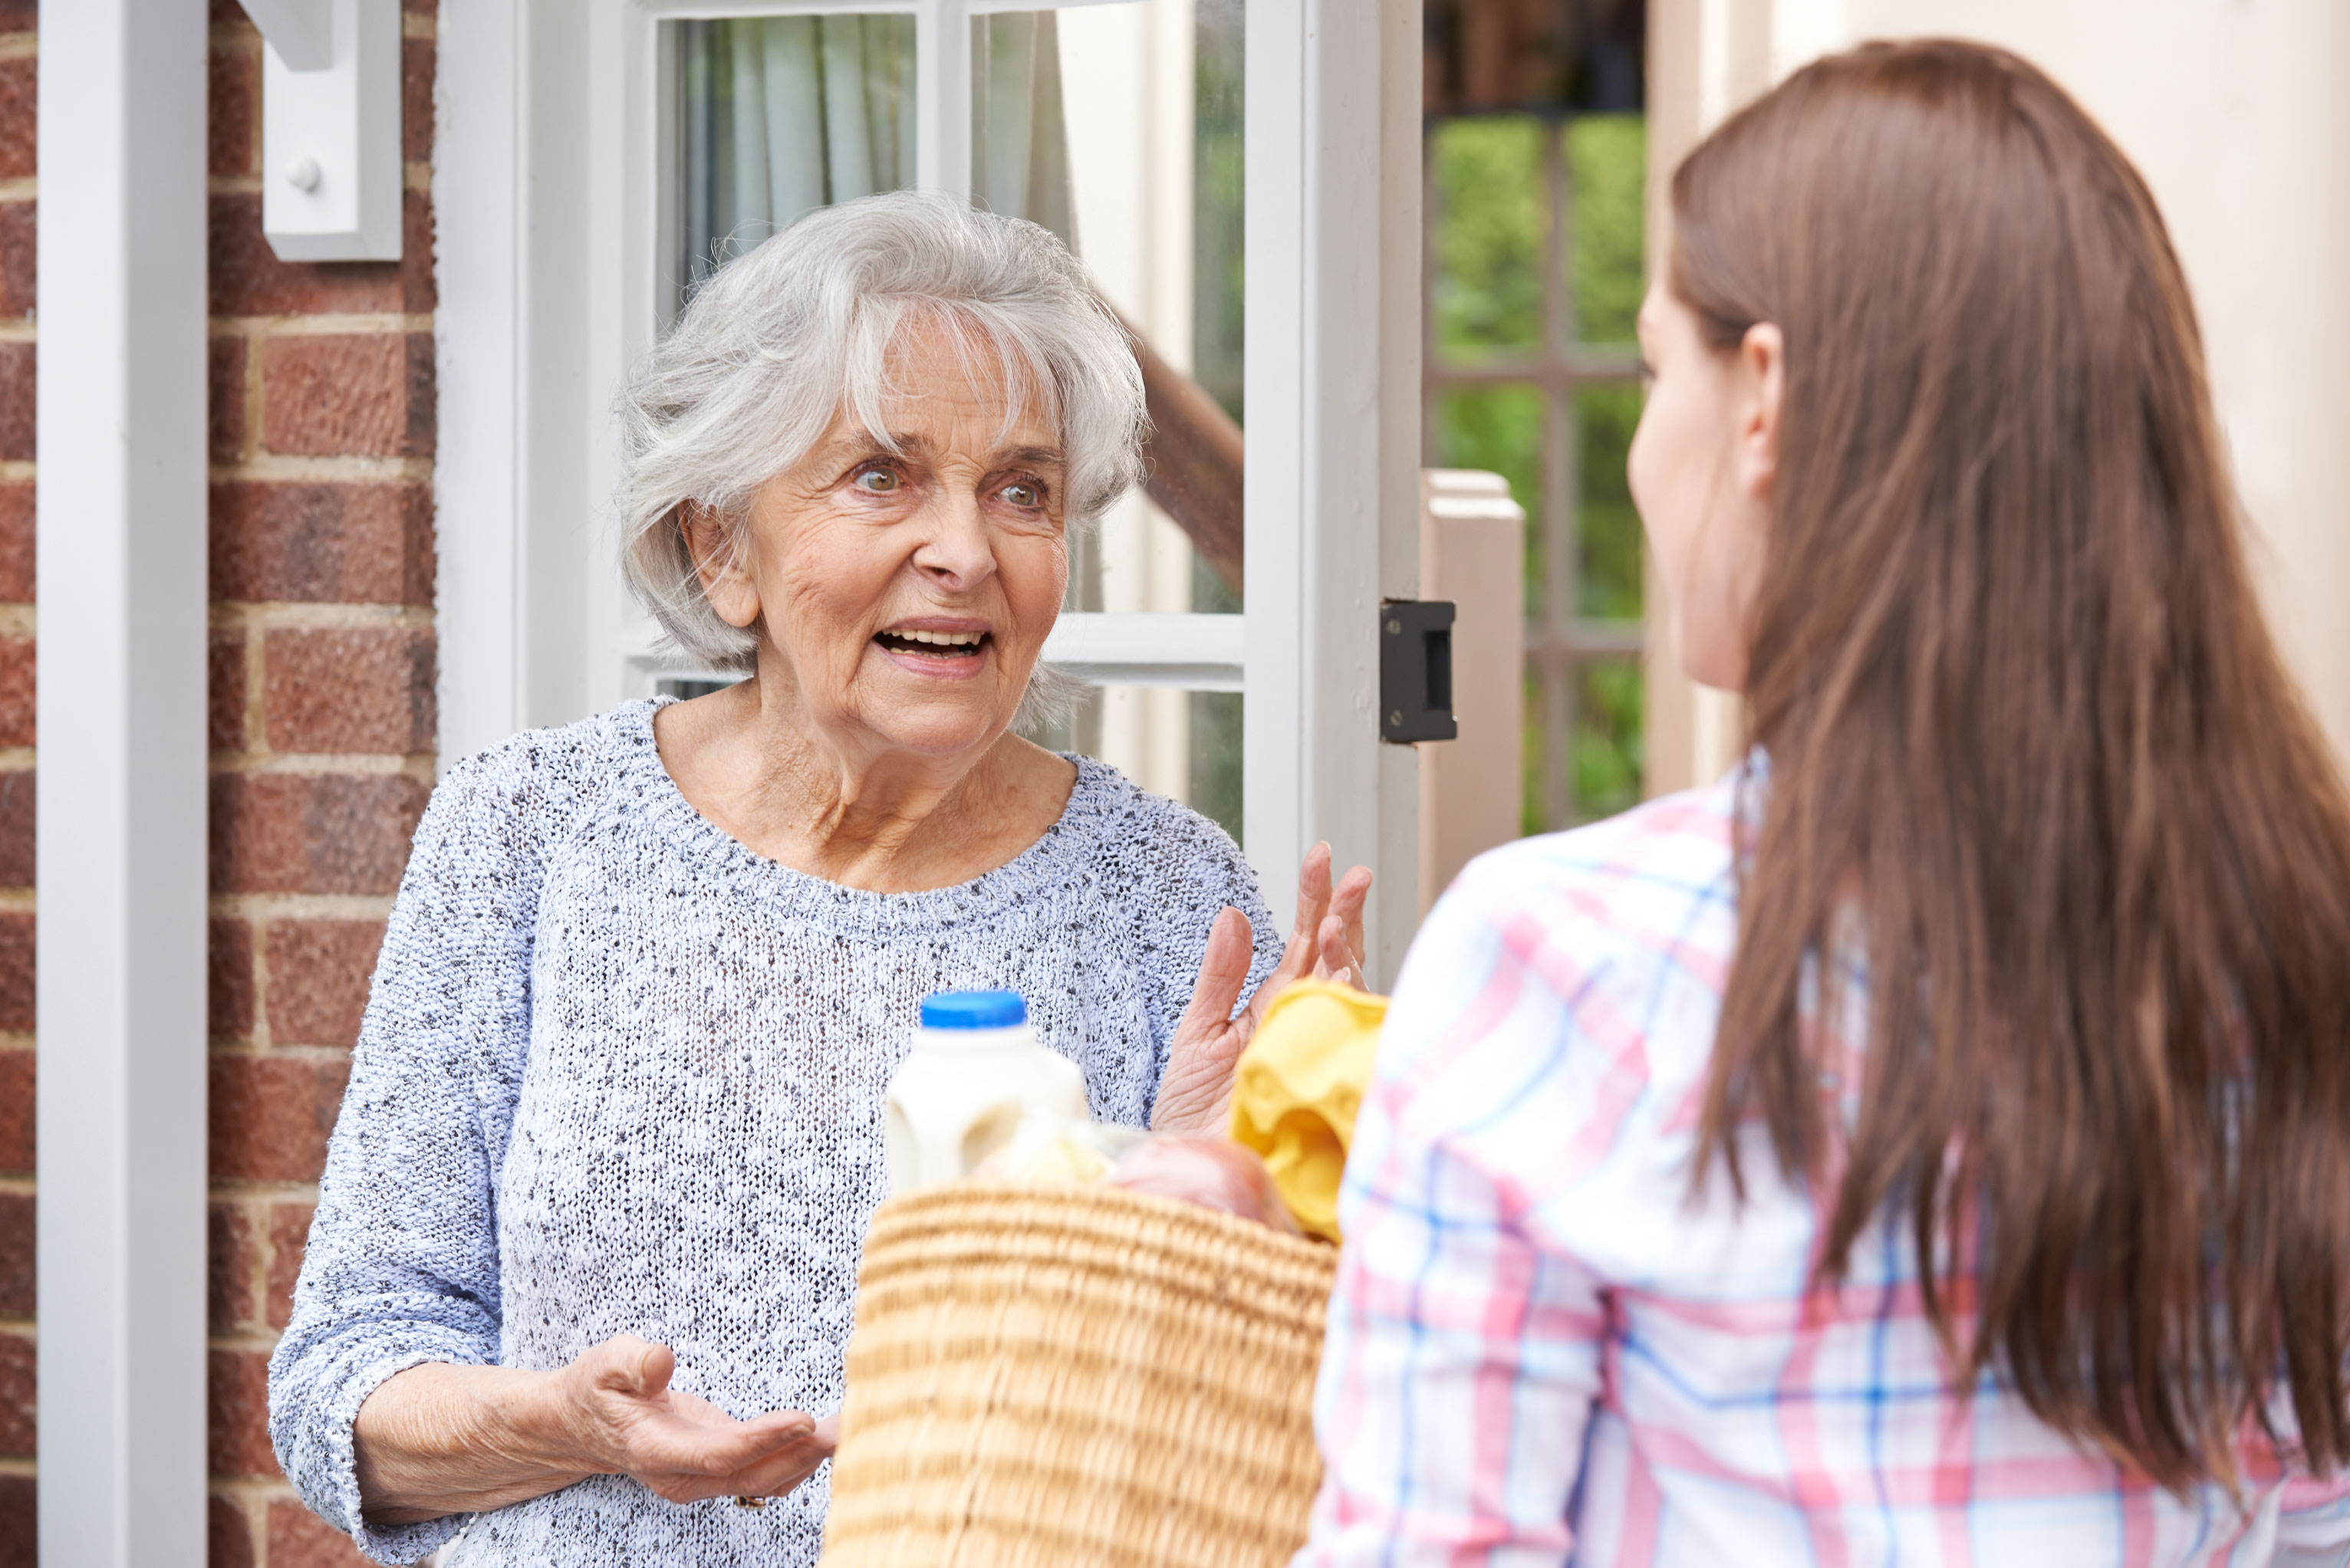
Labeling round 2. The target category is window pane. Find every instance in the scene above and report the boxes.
[1565,113,1644,346]
[1574,656,1643,823]
[1575,382,1642,620]
[1055,0,1242,619]
[1187,689,1243,843]
[970,15,1075,242]
[1430,383,1545,620]
[1429,116,1548,361]
[1048,0,1244,816]
[670,16,917,318]
[1021,681,1242,846]
[1193,0,1245,429]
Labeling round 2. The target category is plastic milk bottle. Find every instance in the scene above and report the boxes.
[884,990,1090,1193]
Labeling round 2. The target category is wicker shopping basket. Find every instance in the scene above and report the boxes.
[820,1179,1340,1568]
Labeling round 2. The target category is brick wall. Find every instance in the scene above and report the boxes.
[0,6,437,1558]
[0,2,34,1563]
[205,3,439,1563]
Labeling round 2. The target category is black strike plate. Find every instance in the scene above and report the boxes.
[1380,600,1457,744]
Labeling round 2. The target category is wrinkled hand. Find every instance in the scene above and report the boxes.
[1153,842,1373,1133]
[561,1336,835,1505]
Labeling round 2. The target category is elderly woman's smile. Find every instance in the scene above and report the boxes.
[871,622,987,666]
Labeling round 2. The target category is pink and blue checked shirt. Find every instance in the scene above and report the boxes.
[1295,771,2350,1566]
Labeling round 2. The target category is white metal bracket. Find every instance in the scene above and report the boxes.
[247,0,401,261]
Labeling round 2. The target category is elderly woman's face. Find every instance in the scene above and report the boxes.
[707,326,1068,762]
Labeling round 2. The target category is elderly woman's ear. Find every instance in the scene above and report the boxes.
[680,501,760,631]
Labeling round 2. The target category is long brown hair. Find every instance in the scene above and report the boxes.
[1683,40,2350,1491]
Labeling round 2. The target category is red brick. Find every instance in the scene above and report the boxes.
[211,335,248,465]
[210,1492,256,1568]
[402,189,436,315]
[209,629,247,754]
[0,770,30,887]
[403,38,434,166]
[209,189,438,319]
[0,60,29,183]
[266,919,385,1049]
[0,342,29,464]
[208,1346,280,1478]
[0,1192,27,1320]
[0,1050,30,1175]
[209,481,435,606]
[209,192,399,318]
[0,483,30,603]
[0,1330,30,1458]
[212,0,254,26]
[268,1498,367,1566]
[261,334,433,459]
[210,1200,256,1331]
[0,1474,32,1568]
[266,1199,316,1330]
[209,773,429,896]
[211,42,256,181]
[0,201,31,321]
[208,1054,348,1183]
[210,915,255,1041]
[264,629,434,755]
[0,912,30,1034]
[0,635,27,748]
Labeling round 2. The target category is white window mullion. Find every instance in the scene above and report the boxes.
[912,0,972,199]
[1043,611,1243,690]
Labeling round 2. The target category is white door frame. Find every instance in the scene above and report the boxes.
[436,0,1424,971]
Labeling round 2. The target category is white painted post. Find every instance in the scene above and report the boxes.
[35,0,211,1563]
[1243,0,1422,981]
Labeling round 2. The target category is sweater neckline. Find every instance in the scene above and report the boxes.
[607,697,1118,933]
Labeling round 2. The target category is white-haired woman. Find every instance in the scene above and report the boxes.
[267,191,1371,1567]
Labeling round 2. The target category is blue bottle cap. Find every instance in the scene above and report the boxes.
[920,989,1028,1030]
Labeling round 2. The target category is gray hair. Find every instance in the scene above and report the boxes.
[617,189,1147,679]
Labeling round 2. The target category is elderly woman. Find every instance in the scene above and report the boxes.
[268,191,1370,1566]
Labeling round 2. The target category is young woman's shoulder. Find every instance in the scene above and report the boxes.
[1449,774,1741,967]
[1377,776,1743,1129]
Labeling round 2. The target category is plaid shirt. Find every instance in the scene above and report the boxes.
[1295,771,2350,1566]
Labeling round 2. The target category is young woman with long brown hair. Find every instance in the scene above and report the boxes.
[1296,39,2350,1565]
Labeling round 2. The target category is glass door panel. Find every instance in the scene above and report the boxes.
[1035,0,1243,835]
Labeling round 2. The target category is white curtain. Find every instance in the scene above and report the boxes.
[971,15,1074,245]
[676,16,918,304]
[675,13,1075,314]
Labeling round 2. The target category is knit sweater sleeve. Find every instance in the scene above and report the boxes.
[267,748,552,1566]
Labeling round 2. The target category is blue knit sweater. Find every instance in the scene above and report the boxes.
[268,700,1280,1565]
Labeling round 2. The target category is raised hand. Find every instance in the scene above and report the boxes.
[1152,843,1374,1133]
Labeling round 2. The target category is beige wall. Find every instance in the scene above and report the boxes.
[1644,0,2350,790]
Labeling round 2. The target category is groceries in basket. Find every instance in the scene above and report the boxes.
[881,982,1384,1238]
[829,981,1387,1568]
